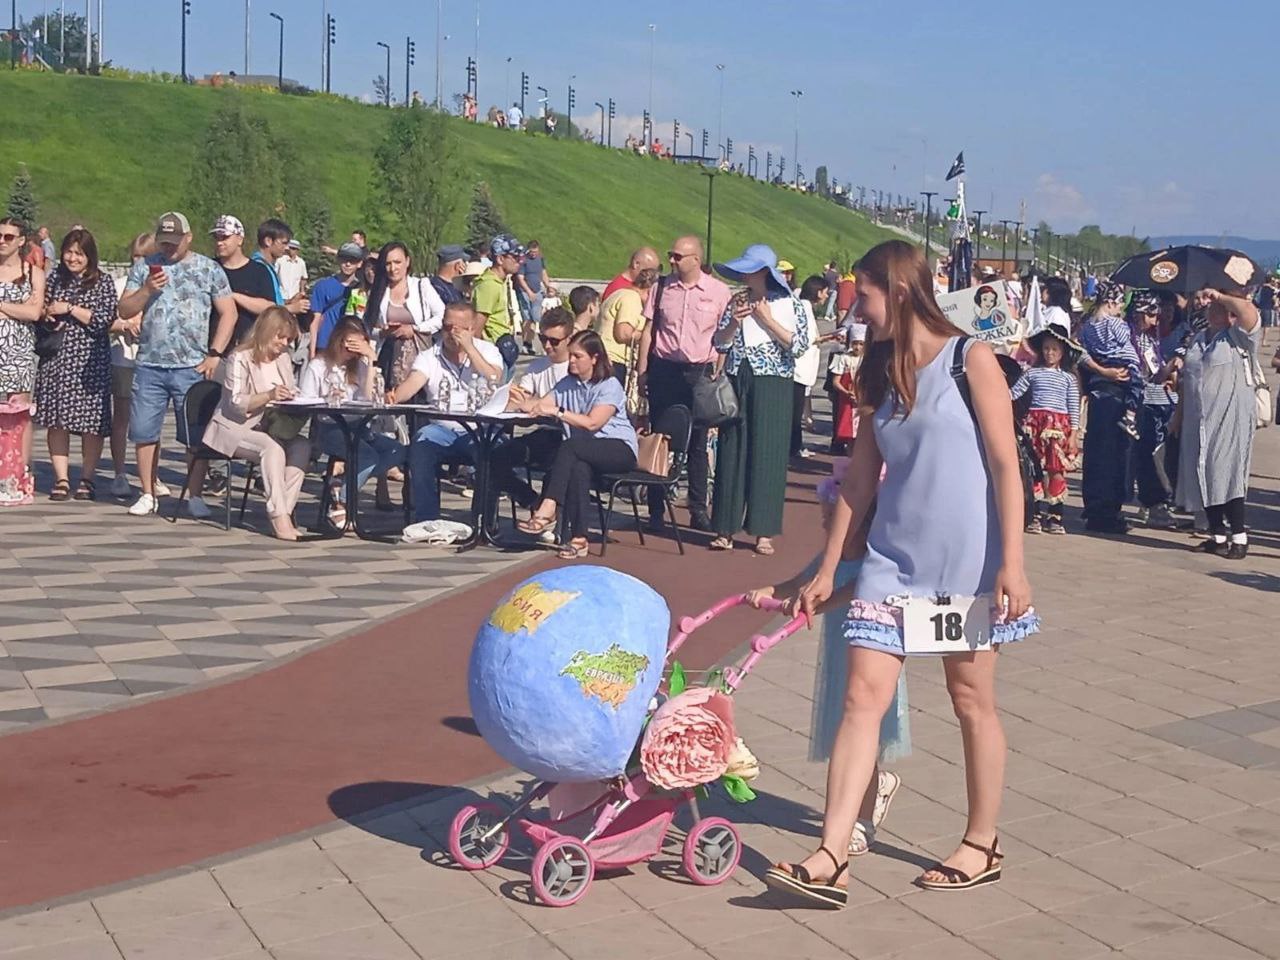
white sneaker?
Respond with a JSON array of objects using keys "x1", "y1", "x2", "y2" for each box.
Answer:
[
  {"x1": 153, "y1": 481, "x2": 172, "y2": 497},
  {"x1": 186, "y1": 496, "x2": 212, "y2": 520},
  {"x1": 872, "y1": 770, "x2": 902, "y2": 827},
  {"x1": 111, "y1": 473, "x2": 132, "y2": 498},
  {"x1": 127, "y1": 493, "x2": 158, "y2": 516}
]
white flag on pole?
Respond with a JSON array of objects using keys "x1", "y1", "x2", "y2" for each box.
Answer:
[{"x1": 1023, "y1": 275, "x2": 1046, "y2": 337}]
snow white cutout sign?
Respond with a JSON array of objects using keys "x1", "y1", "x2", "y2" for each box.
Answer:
[{"x1": 936, "y1": 282, "x2": 1022, "y2": 344}]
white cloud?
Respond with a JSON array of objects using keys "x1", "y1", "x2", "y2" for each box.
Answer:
[{"x1": 1034, "y1": 173, "x2": 1095, "y2": 222}]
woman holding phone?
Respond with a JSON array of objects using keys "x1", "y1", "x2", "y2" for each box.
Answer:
[{"x1": 763, "y1": 240, "x2": 1037, "y2": 908}]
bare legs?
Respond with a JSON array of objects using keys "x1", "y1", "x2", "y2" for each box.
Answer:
[
  {"x1": 784, "y1": 648, "x2": 902, "y2": 886},
  {"x1": 778, "y1": 648, "x2": 1004, "y2": 887},
  {"x1": 920, "y1": 650, "x2": 1005, "y2": 882},
  {"x1": 47, "y1": 429, "x2": 104, "y2": 485}
]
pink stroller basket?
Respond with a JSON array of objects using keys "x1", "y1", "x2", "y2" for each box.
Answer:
[
  {"x1": 0, "y1": 400, "x2": 34, "y2": 507},
  {"x1": 448, "y1": 593, "x2": 808, "y2": 906}
]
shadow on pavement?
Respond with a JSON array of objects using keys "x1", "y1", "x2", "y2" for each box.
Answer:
[
  {"x1": 441, "y1": 715, "x2": 481, "y2": 736},
  {"x1": 1211, "y1": 570, "x2": 1280, "y2": 593}
]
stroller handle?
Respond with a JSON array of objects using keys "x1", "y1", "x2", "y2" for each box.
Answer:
[{"x1": 668, "y1": 593, "x2": 789, "y2": 659}]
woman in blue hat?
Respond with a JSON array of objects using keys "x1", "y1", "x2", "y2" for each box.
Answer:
[{"x1": 708, "y1": 244, "x2": 810, "y2": 555}]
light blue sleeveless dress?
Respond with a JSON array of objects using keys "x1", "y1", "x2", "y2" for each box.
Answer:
[{"x1": 844, "y1": 337, "x2": 1040, "y2": 653}]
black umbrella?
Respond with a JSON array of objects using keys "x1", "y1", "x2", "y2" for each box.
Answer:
[{"x1": 1110, "y1": 245, "x2": 1261, "y2": 295}]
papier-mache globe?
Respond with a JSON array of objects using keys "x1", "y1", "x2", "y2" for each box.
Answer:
[{"x1": 468, "y1": 565, "x2": 670, "y2": 782}]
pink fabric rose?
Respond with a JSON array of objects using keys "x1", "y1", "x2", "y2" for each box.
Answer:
[{"x1": 640, "y1": 686, "x2": 736, "y2": 790}]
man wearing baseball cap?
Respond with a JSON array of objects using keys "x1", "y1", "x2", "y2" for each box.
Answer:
[
  {"x1": 209, "y1": 214, "x2": 281, "y2": 346},
  {"x1": 116, "y1": 211, "x2": 236, "y2": 517},
  {"x1": 472, "y1": 234, "x2": 525, "y2": 367},
  {"x1": 430, "y1": 244, "x2": 469, "y2": 308},
  {"x1": 308, "y1": 242, "x2": 369, "y2": 357}
]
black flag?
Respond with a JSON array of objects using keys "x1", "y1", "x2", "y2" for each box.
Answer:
[{"x1": 945, "y1": 151, "x2": 965, "y2": 181}]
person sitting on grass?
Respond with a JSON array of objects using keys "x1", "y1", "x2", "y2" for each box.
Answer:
[{"x1": 509, "y1": 331, "x2": 637, "y2": 559}]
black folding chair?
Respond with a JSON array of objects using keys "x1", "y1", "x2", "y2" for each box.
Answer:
[
  {"x1": 170, "y1": 380, "x2": 260, "y2": 530},
  {"x1": 596, "y1": 404, "x2": 692, "y2": 556}
]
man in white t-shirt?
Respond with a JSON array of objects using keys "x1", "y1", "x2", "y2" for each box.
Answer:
[
  {"x1": 487, "y1": 307, "x2": 573, "y2": 522},
  {"x1": 276, "y1": 240, "x2": 309, "y2": 300},
  {"x1": 391, "y1": 302, "x2": 503, "y2": 525}
]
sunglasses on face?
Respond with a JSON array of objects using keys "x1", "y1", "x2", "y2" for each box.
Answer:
[
  {"x1": 539, "y1": 334, "x2": 567, "y2": 346},
  {"x1": 0, "y1": 232, "x2": 21, "y2": 242},
  {"x1": 667, "y1": 251, "x2": 693, "y2": 262}
]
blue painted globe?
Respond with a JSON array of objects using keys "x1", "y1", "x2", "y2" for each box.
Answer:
[{"x1": 469, "y1": 565, "x2": 670, "y2": 782}]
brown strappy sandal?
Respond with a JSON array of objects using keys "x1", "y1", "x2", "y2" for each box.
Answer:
[
  {"x1": 762, "y1": 844, "x2": 849, "y2": 908},
  {"x1": 917, "y1": 836, "x2": 1003, "y2": 891}
]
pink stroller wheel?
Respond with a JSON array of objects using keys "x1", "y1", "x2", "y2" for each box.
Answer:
[
  {"x1": 448, "y1": 803, "x2": 510, "y2": 871},
  {"x1": 530, "y1": 837, "x2": 594, "y2": 907},
  {"x1": 682, "y1": 817, "x2": 741, "y2": 885}
]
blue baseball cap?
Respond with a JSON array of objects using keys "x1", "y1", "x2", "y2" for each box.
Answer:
[{"x1": 490, "y1": 234, "x2": 525, "y2": 259}]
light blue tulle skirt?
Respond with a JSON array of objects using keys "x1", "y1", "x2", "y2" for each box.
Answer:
[{"x1": 808, "y1": 559, "x2": 912, "y2": 764}]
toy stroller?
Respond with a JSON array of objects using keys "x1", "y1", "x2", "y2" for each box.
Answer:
[{"x1": 448, "y1": 593, "x2": 807, "y2": 907}]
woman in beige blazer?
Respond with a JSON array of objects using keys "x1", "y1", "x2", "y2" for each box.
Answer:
[{"x1": 203, "y1": 307, "x2": 310, "y2": 540}]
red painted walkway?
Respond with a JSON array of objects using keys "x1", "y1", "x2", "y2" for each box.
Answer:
[{"x1": 0, "y1": 471, "x2": 824, "y2": 910}]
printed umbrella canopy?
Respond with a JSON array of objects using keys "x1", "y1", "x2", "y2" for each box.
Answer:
[{"x1": 1110, "y1": 245, "x2": 1261, "y2": 295}]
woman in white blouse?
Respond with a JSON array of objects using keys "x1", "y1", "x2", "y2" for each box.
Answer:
[
  {"x1": 364, "y1": 242, "x2": 445, "y2": 391},
  {"x1": 297, "y1": 318, "x2": 406, "y2": 528},
  {"x1": 202, "y1": 307, "x2": 310, "y2": 541}
]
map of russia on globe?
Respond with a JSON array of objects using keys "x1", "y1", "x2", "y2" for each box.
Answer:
[{"x1": 468, "y1": 566, "x2": 671, "y2": 782}]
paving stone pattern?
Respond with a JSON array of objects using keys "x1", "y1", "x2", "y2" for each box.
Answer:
[{"x1": 0, "y1": 432, "x2": 536, "y2": 729}]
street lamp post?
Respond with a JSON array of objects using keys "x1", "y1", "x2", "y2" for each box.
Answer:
[
  {"x1": 789, "y1": 89, "x2": 802, "y2": 187},
  {"x1": 376, "y1": 40, "x2": 390, "y2": 106},
  {"x1": 268, "y1": 11, "x2": 283, "y2": 91},
  {"x1": 1013, "y1": 222, "x2": 1023, "y2": 272},
  {"x1": 999, "y1": 219, "x2": 1015, "y2": 272},
  {"x1": 434, "y1": 0, "x2": 442, "y2": 106},
  {"x1": 179, "y1": 0, "x2": 190, "y2": 82},
  {"x1": 325, "y1": 13, "x2": 335, "y2": 93},
  {"x1": 921, "y1": 191, "x2": 938, "y2": 264},
  {"x1": 685, "y1": 130, "x2": 693, "y2": 155},
  {"x1": 594, "y1": 101, "x2": 604, "y2": 145},
  {"x1": 973, "y1": 210, "x2": 988, "y2": 266},
  {"x1": 504, "y1": 56, "x2": 511, "y2": 109},
  {"x1": 646, "y1": 23, "x2": 656, "y2": 148},
  {"x1": 703, "y1": 169, "x2": 717, "y2": 265},
  {"x1": 715, "y1": 63, "x2": 725, "y2": 151},
  {"x1": 405, "y1": 36, "x2": 416, "y2": 106}
]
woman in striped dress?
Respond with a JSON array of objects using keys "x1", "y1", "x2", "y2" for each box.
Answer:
[{"x1": 1010, "y1": 322, "x2": 1080, "y2": 535}]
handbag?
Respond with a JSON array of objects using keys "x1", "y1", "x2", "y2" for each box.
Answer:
[
  {"x1": 692, "y1": 368, "x2": 739, "y2": 428},
  {"x1": 33, "y1": 321, "x2": 64, "y2": 361},
  {"x1": 1242, "y1": 351, "x2": 1272, "y2": 429},
  {"x1": 635, "y1": 429, "x2": 671, "y2": 477},
  {"x1": 258, "y1": 409, "x2": 309, "y2": 442}
]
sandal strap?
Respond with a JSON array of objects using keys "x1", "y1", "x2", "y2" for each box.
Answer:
[
  {"x1": 817, "y1": 845, "x2": 842, "y2": 874},
  {"x1": 960, "y1": 836, "x2": 1002, "y2": 867},
  {"x1": 925, "y1": 864, "x2": 973, "y2": 885}
]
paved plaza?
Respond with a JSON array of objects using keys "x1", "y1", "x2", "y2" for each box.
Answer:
[{"x1": 1, "y1": 383, "x2": 1279, "y2": 959}]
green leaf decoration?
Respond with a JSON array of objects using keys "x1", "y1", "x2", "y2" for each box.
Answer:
[
  {"x1": 668, "y1": 661, "x2": 687, "y2": 697},
  {"x1": 721, "y1": 774, "x2": 757, "y2": 803},
  {"x1": 705, "y1": 667, "x2": 730, "y2": 693}
]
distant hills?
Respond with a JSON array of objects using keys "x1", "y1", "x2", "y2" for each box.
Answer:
[{"x1": 1149, "y1": 235, "x2": 1280, "y2": 268}]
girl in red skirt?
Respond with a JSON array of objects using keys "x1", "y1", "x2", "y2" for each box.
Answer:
[
  {"x1": 1010, "y1": 322, "x2": 1080, "y2": 534},
  {"x1": 828, "y1": 322, "x2": 865, "y2": 454}
]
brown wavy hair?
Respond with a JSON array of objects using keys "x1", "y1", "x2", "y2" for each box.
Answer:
[{"x1": 854, "y1": 240, "x2": 965, "y2": 416}]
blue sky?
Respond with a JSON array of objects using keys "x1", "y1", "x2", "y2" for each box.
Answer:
[{"x1": 53, "y1": 0, "x2": 1279, "y2": 238}]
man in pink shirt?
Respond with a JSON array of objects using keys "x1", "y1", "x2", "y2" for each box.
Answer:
[{"x1": 636, "y1": 234, "x2": 732, "y2": 530}]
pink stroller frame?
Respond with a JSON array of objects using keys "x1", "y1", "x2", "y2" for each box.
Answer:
[{"x1": 448, "y1": 593, "x2": 808, "y2": 906}]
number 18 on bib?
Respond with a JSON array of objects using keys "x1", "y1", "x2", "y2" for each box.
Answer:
[{"x1": 901, "y1": 595, "x2": 992, "y2": 654}]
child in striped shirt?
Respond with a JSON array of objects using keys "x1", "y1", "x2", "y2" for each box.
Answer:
[
  {"x1": 1079, "y1": 279, "x2": 1144, "y2": 439},
  {"x1": 1011, "y1": 324, "x2": 1081, "y2": 535}
]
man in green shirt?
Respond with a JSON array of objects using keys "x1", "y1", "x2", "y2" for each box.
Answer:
[{"x1": 472, "y1": 234, "x2": 524, "y2": 365}]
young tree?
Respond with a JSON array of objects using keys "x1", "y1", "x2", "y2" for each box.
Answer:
[
  {"x1": 814, "y1": 165, "x2": 830, "y2": 199},
  {"x1": 365, "y1": 105, "x2": 465, "y2": 266},
  {"x1": 7, "y1": 164, "x2": 39, "y2": 233},
  {"x1": 465, "y1": 181, "x2": 508, "y2": 254},
  {"x1": 185, "y1": 102, "x2": 286, "y2": 238},
  {"x1": 372, "y1": 75, "x2": 394, "y2": 107}
]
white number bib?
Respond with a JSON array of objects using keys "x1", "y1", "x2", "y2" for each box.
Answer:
[{"x1": 900, "y1": 595, "x2": 992, "y2": 654}]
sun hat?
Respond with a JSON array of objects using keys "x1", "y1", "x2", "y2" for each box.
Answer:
[
  {"x1": 155, "y1": 211, "x2": 191, "y2": 241},
  {"x1": 461, "y1": 261, "x2": 487, "y2": 278},
  {"x1": 208, "y1": 215, "x2": 244, "y2": 238},
  {"x1": 287, "y1": 239, "x2": 301, "y2": 250},
  {"x1": 713, "y1": 243, "x2": 791, "y2": 295}
]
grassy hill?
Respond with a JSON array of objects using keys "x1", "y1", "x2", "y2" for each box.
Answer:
[{"x1": 0, "y1": 71, "x2": 900, "y2": 278}]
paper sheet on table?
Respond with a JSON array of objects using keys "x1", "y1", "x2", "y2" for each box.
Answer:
[
  {"x1": 477, "y1": 382, "x2": 519, "y2": 418},
  {"x1": 741, "y1": 299, "x2": 796, "y2": 349}
]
